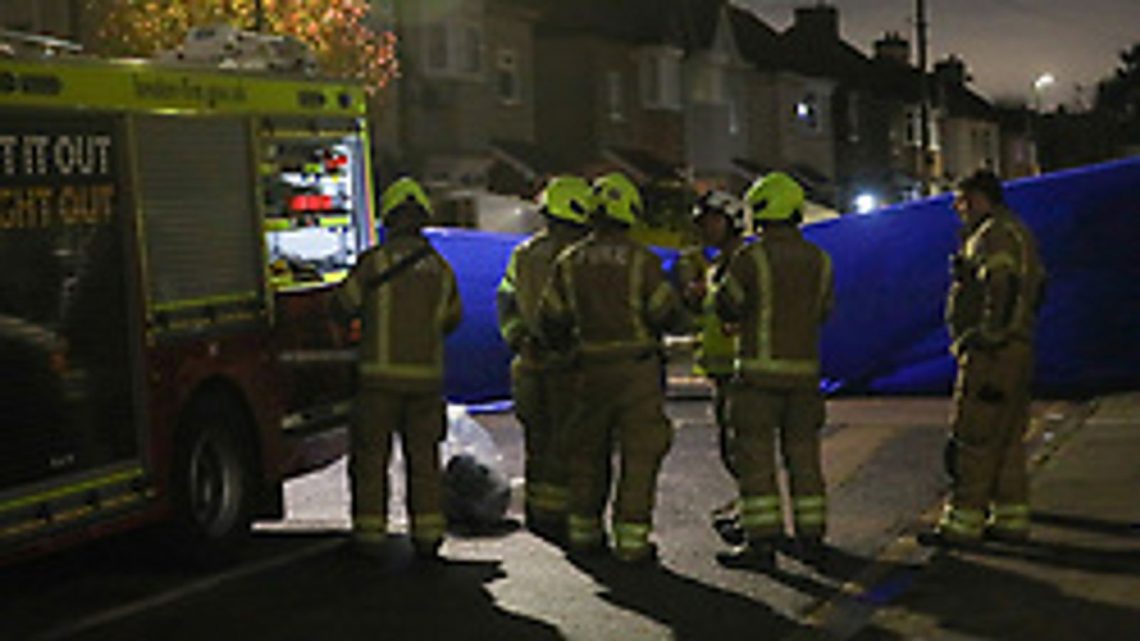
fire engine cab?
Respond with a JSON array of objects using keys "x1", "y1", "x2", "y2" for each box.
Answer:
[{"x1": 0, "y1": 31, "x2": 374, "y2": 561}]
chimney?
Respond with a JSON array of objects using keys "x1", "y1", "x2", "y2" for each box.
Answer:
[
  {"x1": 934, "y1": 55, "x2": 969, "y2": 86},
  {"x1": 793, "y1": 4, "x2": 839, "y2": 41},
  {"x1": 874, "y1": 31, "x2": 910, "y2": 65}
]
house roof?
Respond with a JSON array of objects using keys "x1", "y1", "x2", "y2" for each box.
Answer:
[
  {"x1": 531, "y1": 0, "x2": 727, "y2": 52},
  {"x1": 777, "y1": 20, "x2": 875, "y2": 85},
  {"x1": 940, "y1": 82, "x2": 998, "y2": 121},
  {"x1": 727, "y1": 4, "x2": 782, "y2": 71}
]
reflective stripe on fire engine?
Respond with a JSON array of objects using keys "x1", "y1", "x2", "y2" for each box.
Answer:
[
  {"x1": 0, "y1": 466, "x2": 145, "y2": 515},
  {"x1": 0, "y1": 59, "x2": 368, "y2": 117},
  {"x1": 281, "y1": 400, "x2": 353, "y2": 432},
  {"x1": 277, "y1": 349, "x2": 357, "y2": 364},
  {"x1": 0, "y1": 466, "x2": 154, "y2": 540},
  {"x1": 151, "y1": 291, "x2": 260, "y2": 314}
]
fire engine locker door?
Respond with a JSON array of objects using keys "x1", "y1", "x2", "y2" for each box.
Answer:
[{"x1": 133, "y1": 115, "x2": 263, "y2": 329}]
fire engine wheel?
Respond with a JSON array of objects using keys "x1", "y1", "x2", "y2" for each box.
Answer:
[{"x1": 172, "y1": 396, "x2": 255, "y2": 555}]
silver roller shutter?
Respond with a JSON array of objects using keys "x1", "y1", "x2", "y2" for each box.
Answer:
[{"x1": 134, "y1": 116, "x2": 260, "y2": 314}]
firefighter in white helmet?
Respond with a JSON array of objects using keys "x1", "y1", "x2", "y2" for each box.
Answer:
[{"x1": 675, "y1": 190, "x2": 750, "y2": 545}]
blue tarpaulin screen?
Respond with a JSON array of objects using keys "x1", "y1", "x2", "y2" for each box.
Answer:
[{"x1": 430, "y1": 157, "x2": 1140, "y2": 402}]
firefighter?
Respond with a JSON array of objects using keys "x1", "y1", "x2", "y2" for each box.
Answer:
[
  {"x1": 923, "y1": 169, "x2": 1045, "y2": 546},
  {"x1": 539, "y1": 172, "x2": 685, "y2": 563},
  {"x1": 715, "y1": 172, "x2": 833, "y2": 568},
  {"x1": 676, "y1": 190, "x2": 749, "y2": 545},
  {"x1": 335, "y1": 177, "x2": 463, "y2": 561},
  {"x1": 496, "y1": 175, "x2": 593, "y2": 544}
]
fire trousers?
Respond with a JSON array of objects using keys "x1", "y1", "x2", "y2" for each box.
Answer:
[
  {"x1": 350, "y1": 387, "x2": 447, "y2": 549},
  {"x1": 512, "y1": 360, "x2": 579, "y2": 523},
  {"x1": 728, "y1": 384, "x2": 827, "y2": 541},
  {"x1": 567, "y1": 357, "x2": 673, "y2": 561},
  {"x1": 711, "y1": 374, "x2": 737, "y2": 479},
  {"x1": 941, "y1": 342, "x2": 1033, "y2": 539}
]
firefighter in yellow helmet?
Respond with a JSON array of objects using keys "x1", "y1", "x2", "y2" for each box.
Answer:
[
  {"x1": 538, "y1": 172, "x2": 685, "y2": 563},
  {"x1": 496, "y1": 175, "x2": 593, "y2": 544},
  {"x1": 921, "y1": 170, "x2": 1045, "y2": 547},
  {"x1": 715, "y1": 171, "x2": 834, "y2": 568},
  {"x1": 335, "y1": 176, "x2": 463, "y2": 561},
  {"x1": 676, "y1": 190, "x2": 750, "y2": 545}
]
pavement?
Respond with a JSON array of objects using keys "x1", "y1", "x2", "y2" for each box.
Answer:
[{"x1": 826, "y1": 393, "x2": 1140, "y2": 641}]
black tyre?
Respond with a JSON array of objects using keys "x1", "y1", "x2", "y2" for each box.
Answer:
[{"x1": 171, "y1": 395, "x2": 255, "y2": 559}]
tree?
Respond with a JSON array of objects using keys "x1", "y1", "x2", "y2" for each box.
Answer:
[
  {"x1": 84, "y1": 0, "x2": 398, "y2": 93},
  {"x1": 1095, "y1": 43, "x2": 1140, "y2": 145}
]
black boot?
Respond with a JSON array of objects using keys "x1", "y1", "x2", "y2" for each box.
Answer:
[{"x1": 716, "y1": 539, "x2": 777, "y2": 571}]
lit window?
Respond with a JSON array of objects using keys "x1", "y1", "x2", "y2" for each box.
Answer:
[{"x1": 795, "y1": 92, "x2": 821, "y2": 131}]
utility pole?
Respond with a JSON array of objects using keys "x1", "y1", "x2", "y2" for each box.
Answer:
[{"x1": 916, "y1": 0, "x2": 931, "y2": 196}]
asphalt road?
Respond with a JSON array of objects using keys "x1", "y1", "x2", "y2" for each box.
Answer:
[{"x1": 2, "y1": 397, "x2": 1016, "y2": 641}]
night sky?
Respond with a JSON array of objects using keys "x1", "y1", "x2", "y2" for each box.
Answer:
[{"x1": 736, "y1": 0, "x2": 1140, "y2": 109}]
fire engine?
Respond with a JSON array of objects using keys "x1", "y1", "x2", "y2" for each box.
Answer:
[{"x1": 0, "y1": 32, "x2": 374, "y2": 562}]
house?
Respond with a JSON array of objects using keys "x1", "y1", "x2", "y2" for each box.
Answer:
[
  {"x1": 933, "y1": 55, "x2": 1001, "y2": 187},
  {"x1": 387, "y1": 0, "x2": 544, "y2": 228},
  {"x1": 776, "y1": 4, "x2": 894, "y2": 211},
  {"x1": 729, "y1": 4, "x2": 838, "y2": 207},
  {"x1": 532, "y1": 0, "x2": 691, "y2": 229},
  {"x1": 0, "y1": 0, "x2": 79, "y2": 40}
]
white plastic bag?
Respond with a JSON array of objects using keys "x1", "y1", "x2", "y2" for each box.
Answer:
[
  {"x1": 439, "y1": 406, "x2": 511, "y2": 528},
  {"x1": 381, "y1": 406, "x2": 509, "y2": 528}
]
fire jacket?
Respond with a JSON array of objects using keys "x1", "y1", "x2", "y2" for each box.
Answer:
[
  {"x1": 539, "y1": 227, "x2": 685, "y2": 363},
  {"x1": 946, "y1": 206, "x2": 1045, "y2": 356},
  {"x1": 336, "y1": 232, "x2": 462, "y2": 392},
  {"x1": 716, "y1": 225, "x2": 833, "y2": 389},
  {"x1": 496, "y1": 223, "x2": 586, "y2": 370}
]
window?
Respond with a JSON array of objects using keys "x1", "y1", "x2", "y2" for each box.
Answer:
[
  {"x1": 606, "y1": 71, "x2": 624, "y2": 121},
  {"x1": 462, "y1": 25, "x2": 483, "y2": 75},
  {"x1": 794, "y1": 92, "x2": 821, "y2": 132},
  {"x1": 691, "y1": 65, "x2": 725, "y2": 104},
  {"x1": 426, "y1": 22, "x2": 448, "y2": 71},
  {"x1": 640, "y1": 50, "x2": 681, "y2": 110},
  {"x1": 496, "y1": 48, "x2": 520, "y2": 104}
]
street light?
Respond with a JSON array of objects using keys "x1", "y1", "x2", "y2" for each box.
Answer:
[
  {"x1": 1032, "y1": 73, "x2": 1056, "y2": 111},
  {"x1": 1029, "y1": 73, "x2": 1056, "y2": 175}
]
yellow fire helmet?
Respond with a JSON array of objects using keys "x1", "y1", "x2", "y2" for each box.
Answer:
[
  {"x1": 592, "y1": 171, "x2": 643, "y2": 225},
  {"x1": 539, "y1": 175, "x2": 593, "y2": 225},
  {"x1": 745, "y1": 171, "x2": 805, "y2": 223},
  {"x1": 380, "y1": 176, "x2": 432, "y2": 220}
]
